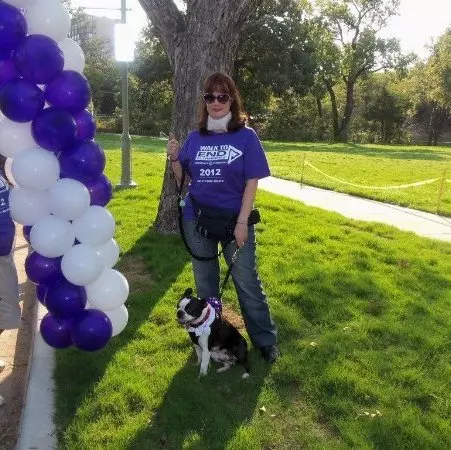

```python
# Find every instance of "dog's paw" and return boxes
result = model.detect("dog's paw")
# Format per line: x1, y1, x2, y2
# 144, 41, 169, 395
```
242, 372, 250, 379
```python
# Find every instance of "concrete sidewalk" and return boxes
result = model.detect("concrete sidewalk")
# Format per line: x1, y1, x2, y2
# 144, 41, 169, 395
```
259, 177, 451, 242
14, 177, 451, 450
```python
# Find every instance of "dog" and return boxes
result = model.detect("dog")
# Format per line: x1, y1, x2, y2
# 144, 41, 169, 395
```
177, 288, 250, 379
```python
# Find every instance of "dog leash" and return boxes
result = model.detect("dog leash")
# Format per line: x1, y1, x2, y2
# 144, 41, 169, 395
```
176, 168, 239, 299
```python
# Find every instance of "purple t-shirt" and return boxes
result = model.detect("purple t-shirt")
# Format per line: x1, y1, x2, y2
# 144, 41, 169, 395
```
0, 174, 15, 256
179, 127, 270, 219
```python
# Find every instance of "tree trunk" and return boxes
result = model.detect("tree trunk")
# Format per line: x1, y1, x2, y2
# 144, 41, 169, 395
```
427, 104, 436, 146
315, 95, 325, 140
324, 78, 339, 141
338, 77, 355, 142
139, 0, 261, 233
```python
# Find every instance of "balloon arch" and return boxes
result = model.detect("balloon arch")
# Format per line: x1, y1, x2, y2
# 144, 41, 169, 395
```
0, 0, 129, 351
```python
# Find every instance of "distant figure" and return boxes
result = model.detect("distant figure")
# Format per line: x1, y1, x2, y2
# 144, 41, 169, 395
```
0, 155, 20, 406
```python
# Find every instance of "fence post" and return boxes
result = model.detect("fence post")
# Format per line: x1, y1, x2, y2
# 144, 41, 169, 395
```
300, 153, 306, 189
436, 168, 447, 214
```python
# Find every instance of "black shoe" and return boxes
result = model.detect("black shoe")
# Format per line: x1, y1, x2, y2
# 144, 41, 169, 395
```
260, 345, 279, 364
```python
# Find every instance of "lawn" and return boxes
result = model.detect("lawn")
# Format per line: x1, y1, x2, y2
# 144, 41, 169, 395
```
264, 141, 451, 216
53, 134, 451, 449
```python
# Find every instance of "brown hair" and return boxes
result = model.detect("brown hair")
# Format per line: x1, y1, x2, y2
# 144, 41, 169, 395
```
198, 72, 247, 134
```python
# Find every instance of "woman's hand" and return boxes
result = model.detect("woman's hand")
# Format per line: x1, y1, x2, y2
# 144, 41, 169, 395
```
234, 222, 248, 248
167, 132, 180, 161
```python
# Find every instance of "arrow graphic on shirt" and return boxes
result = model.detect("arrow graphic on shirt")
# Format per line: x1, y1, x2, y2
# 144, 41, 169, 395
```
227, 145, 243, 164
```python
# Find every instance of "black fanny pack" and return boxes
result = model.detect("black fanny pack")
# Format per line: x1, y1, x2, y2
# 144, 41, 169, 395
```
192, 196, 260, 242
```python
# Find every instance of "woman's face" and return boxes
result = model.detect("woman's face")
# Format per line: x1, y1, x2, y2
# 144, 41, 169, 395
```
204, 90, 232, 119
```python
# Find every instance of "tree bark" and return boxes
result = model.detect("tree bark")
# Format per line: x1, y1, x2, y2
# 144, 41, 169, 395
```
324, 78, 339, 141
139, 0, 261, 233
315, 95, 325, 140
338, 77, 356, 142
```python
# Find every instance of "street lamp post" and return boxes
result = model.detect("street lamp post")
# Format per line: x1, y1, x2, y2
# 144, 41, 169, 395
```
116, 0, 136, 189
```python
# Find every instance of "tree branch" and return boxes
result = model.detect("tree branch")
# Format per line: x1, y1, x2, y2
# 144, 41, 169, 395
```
138, 0, 185, 64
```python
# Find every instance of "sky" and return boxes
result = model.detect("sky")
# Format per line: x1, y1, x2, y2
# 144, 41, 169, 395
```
71, 0, 451, 60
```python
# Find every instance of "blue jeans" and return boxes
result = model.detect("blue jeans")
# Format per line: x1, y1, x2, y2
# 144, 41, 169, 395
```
183, 219, 277, 348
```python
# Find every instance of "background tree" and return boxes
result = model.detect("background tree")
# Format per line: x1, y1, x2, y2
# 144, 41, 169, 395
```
313, 0, 410, 142
351, 72, 410, 143
421, 29, 451, 145
138, 0, 263, 233
235, 0, 317, 120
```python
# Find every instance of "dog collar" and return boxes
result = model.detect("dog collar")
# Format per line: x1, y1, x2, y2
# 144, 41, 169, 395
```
186, 305, 212, 329
186, 304, 216, 336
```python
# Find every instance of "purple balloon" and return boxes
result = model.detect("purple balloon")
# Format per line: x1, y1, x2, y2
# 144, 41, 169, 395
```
73, 109, 96, 141
45, 280, 87, 319
36, 284, 48, 305
0, 58, 17, 88
0, 78, 45, 122
22, 224, 32, 243
45, 70, 91, 113
0, 2, 27, 59
14, 34, 64, 85
84, 174, 113, 207
59, 140, 106, 182
40, 313, 72, 349
32, 107, 77, 151
71, 309, 112, 352
25, 251, 63, 285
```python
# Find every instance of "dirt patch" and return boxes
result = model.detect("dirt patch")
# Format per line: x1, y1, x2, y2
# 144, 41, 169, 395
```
0, 230, 36, 450
118, 256, 154, 293
222, 305, 245, 331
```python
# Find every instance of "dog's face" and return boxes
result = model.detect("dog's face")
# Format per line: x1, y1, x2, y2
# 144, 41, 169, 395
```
176, 288, 207, 325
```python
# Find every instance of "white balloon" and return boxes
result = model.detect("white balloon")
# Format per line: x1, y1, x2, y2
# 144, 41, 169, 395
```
104, 305, 129, 337
30, 215, 75, 258
9, 188, 49, 225
86, 269, 129, 311
11, 147, 59, 191
92, 238, 120, 269
58, 38, 85, 73
24, 0, 71, 42
48, 178, 90, 220
4, 158, 17, 187
72, 206, 115, 246
0, 119, 36, 159
61, 244, 103, 286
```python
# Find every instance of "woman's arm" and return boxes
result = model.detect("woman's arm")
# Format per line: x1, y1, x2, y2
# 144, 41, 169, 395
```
167, 133, 190, 187
234, 178, 258, 247
238, 178, 258, 224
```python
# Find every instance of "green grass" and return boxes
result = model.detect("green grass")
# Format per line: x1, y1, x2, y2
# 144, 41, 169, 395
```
54, 134, 451, 449
264, 141, 451, 216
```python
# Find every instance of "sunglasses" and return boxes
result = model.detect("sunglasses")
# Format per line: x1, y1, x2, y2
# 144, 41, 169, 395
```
203, 93, 231, 104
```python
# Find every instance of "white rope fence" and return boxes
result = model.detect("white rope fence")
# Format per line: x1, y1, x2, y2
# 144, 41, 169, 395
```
303, 160, 442, 190
300, 156, 451, 214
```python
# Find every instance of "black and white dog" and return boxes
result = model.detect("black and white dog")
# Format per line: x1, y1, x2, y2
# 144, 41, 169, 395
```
177, 288, 250, 379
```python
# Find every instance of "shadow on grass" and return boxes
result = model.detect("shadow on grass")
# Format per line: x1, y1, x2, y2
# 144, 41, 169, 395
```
54, 224, 270, 448
128, 353, 269, 450
54, 227, 190, 438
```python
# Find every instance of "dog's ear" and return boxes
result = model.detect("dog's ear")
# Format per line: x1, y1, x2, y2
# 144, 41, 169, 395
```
184, 288, 193, 298
199, 297, 208, 308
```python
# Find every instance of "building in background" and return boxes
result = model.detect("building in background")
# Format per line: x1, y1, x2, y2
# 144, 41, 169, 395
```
69, 13, 116, 56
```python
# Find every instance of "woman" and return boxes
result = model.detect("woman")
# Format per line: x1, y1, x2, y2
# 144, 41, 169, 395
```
0, 155, 20, 404
167, 72, 278, 363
